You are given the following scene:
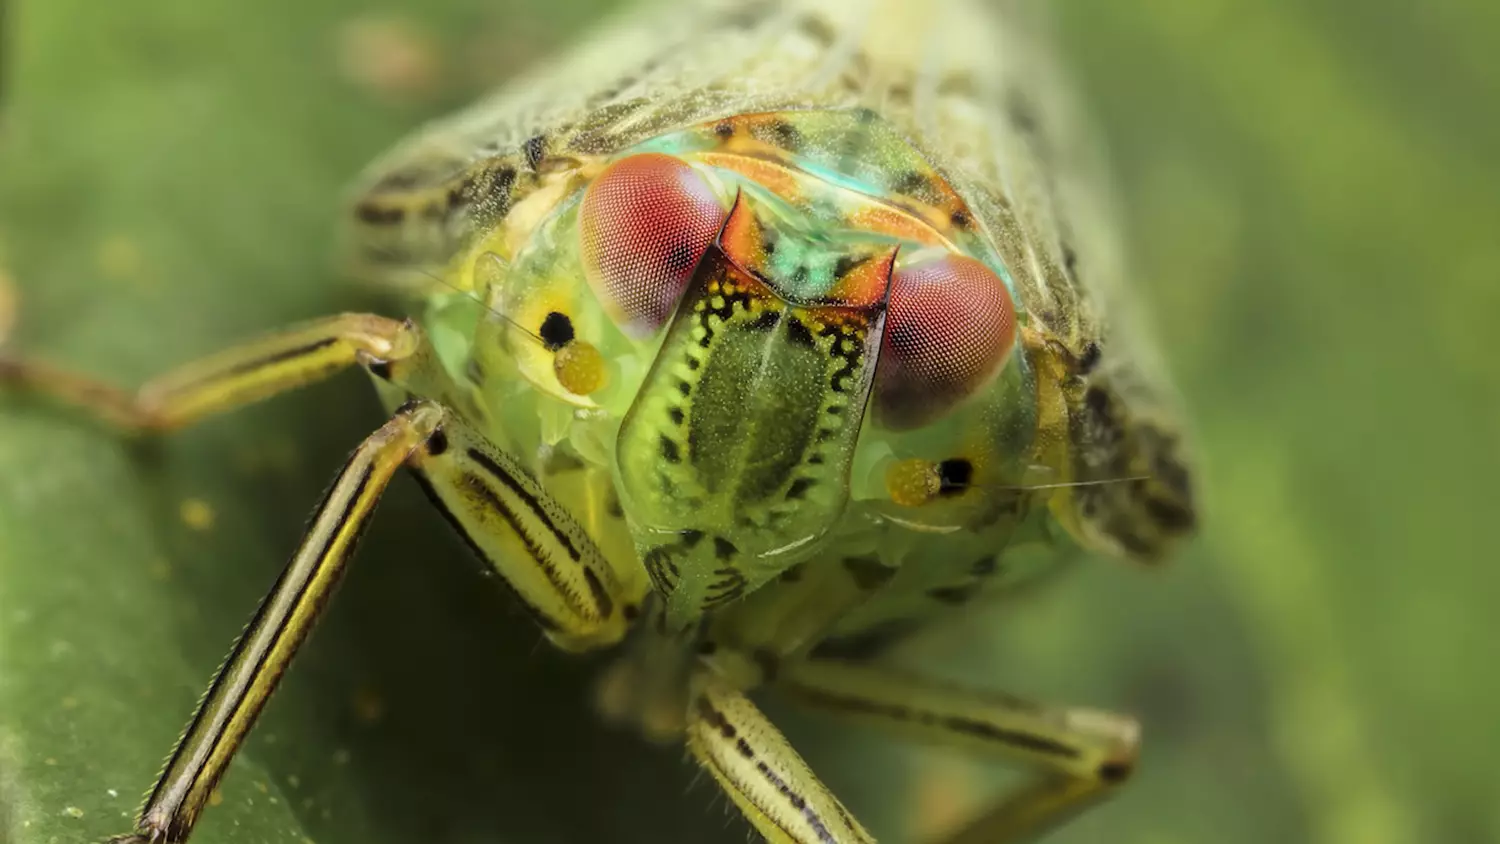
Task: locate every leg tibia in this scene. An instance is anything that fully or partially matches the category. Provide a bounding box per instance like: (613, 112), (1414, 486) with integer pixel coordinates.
(119, 400), (444, 843)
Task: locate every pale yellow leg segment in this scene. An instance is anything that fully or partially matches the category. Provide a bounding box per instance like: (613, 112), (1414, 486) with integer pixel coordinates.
(687, 675), (876, 844)
(113, 400), (444, 844)
(778, 661), (1138, 844)
(0, 312), (415, 431)
(403, 413), (644, 652)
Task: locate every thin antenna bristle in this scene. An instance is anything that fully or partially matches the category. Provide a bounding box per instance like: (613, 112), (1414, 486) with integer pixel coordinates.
(992, 476), (1149, 493)
(396, 258), (552, 351)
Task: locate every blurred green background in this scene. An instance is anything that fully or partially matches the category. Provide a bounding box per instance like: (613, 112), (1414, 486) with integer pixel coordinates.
(1, 1), (1496, 842)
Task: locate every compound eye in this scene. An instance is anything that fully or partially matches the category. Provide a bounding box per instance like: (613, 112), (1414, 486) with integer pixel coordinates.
(876, 254), (1017, 429)
(580, 153), (726, 336)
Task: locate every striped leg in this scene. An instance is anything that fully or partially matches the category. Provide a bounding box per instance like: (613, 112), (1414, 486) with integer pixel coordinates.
(112, 399), (446, 844)
(112, 395), (643, 843)
(687, 674), (876, 844)
(778, 660), (1138, 844)
(0, 312), (416, 431)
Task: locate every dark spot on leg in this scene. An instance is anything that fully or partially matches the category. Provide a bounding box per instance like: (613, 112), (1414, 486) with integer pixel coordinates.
(425, 427), (449, 457)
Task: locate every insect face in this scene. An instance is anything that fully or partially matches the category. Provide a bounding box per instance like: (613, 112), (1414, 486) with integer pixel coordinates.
(481, 131), (1020, 628)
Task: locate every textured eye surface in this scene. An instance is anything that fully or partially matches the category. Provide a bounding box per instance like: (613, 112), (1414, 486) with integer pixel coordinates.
(876, 254), (1016, 429)
(580, 153), (726, 335)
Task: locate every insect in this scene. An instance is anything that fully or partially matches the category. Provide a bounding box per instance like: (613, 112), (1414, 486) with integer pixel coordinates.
(0, 0), (1196, 841)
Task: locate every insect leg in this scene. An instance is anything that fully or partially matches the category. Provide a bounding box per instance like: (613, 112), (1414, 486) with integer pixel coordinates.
(777, 660), (1137, 844)
(0, 312), (416, 431)
(112, 399), (445, 844)
(686, 673), (876, 844)
(403, 412), (643, 653)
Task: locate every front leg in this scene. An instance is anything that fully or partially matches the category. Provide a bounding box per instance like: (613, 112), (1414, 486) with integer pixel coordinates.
(113, 399), (446, 843)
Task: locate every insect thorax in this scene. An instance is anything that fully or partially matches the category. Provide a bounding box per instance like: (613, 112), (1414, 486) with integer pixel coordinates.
(412, 107), (1071, 632)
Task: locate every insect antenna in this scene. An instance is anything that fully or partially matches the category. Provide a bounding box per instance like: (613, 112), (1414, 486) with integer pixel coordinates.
(362, 246), (552, 351)
(987, 476), (1149, 493)
(413, 264), (554, 350)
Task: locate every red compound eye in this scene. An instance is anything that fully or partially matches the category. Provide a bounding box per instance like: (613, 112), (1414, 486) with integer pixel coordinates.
(876, 254), (1017, 429)
(580, 153), (726, 335)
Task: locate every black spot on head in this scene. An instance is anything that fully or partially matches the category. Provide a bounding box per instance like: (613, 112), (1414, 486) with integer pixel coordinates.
(668, 407), (685, 426)
(937, 459), (973, 494)
(660, 435), (681, 464)
(713, 536), (738, 560)
(785, 478), (814, 500)
(678, 379), (693, 397)
(538, 311), (574, 351)
(950, 208), (971, 227)
(714, 120), (735, 139)
(681, 529), (705, 548)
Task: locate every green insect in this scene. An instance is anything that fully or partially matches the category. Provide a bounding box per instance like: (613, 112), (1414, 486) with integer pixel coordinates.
(1, 0), (1196, 841)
